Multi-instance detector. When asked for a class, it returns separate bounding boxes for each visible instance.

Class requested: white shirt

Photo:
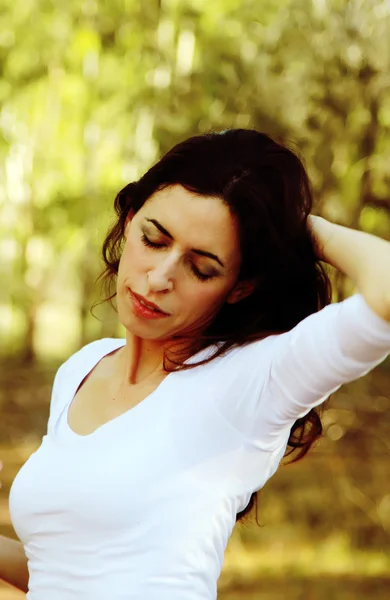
[9,294,390,600]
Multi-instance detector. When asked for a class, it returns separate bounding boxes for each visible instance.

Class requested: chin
[119,314,170,341]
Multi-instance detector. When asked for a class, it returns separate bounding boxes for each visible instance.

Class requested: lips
[130,290,169,315]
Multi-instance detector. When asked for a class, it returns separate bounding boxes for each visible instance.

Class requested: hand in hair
[308,215,390,322]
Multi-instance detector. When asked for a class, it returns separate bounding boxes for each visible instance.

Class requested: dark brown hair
[97,129,332,522]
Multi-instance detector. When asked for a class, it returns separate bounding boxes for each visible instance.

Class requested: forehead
[139,184,241,265]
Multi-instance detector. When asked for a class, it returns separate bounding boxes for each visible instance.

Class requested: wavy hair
[97,129,332,522]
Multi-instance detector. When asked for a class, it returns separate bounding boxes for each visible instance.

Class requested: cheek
[121,237,147,273]
[180,282,229,316]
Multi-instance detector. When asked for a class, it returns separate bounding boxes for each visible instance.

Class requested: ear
[226,279,256,305]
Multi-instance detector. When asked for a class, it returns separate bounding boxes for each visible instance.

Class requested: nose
[147,255,176,293]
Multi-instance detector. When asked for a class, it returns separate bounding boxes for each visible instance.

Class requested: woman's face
[116,184,246,342]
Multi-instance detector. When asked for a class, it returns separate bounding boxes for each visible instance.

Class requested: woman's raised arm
[250,220,390,448]
[309,215,390,322]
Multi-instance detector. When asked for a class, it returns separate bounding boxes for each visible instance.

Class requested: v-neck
[60,340,177,441]
[54,339,216,443]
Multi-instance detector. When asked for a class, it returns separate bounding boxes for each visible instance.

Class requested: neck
[121,333,166,385]
[117,331,204,385]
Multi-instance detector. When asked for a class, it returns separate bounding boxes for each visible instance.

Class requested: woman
[1,129,390,599]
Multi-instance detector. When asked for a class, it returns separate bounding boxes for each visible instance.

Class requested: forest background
[0,0,390,598]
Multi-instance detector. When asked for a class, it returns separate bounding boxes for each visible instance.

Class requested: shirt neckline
[57,339,217,442]
[59,340,170,441]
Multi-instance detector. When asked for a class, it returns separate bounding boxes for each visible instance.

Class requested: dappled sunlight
[1,0,390,597]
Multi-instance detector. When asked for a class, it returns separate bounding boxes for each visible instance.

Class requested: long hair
[97,129,332,522]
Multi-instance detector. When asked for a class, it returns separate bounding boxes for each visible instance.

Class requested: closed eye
[141,234,165,249]
[191,265,213,281]
[141,234,216,281]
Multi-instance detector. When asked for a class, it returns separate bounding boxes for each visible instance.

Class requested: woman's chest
[67,370,167,436]
[10,385,247,540]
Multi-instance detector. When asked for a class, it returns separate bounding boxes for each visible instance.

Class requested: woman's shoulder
[55,337,126,381]
[189,335,280,376]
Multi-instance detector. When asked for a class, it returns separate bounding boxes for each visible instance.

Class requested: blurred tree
[1,2,390,595]
[0,0,389,360]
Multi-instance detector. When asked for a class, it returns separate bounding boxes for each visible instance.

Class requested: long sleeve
[254,293,390,448]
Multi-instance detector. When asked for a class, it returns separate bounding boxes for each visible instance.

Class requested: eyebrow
[145,218,225,267]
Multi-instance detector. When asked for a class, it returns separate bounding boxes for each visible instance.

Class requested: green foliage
[0,0,389,358]
[0,4,389,595]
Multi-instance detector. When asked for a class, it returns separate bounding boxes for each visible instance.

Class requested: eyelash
[141,234,213,282]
